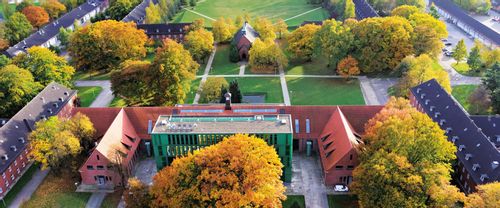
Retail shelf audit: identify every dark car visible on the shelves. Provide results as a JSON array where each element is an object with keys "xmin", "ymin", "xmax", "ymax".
[
  {"xmin": 442, "ymin": 48, "xmax": 448, "ymax": 52},
  {"xmin": 445, "ymin": 51, "xmax": 454, "ymax": 57},
  {"xmin": 445, "ymin": 43, "xmax": 453, "ymax": 46}
]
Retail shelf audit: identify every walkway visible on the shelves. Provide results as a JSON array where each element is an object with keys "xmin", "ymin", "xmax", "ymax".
[
  {"xmin": 85, "ymin": 193, "xmax": 107, "ymax": 208},
  {"xmin": 279, "ymin": 67, "xmax": 291, "ymax": 106},
  {"xmin": 193, "ymin": 45, "xmax": 217, "ymax": 104},
  {"xmin": 183, "ymin": 8, "xmax": 216, "ymax": 21},
  {"xmin": 8, "ymin": 167, "xmax": 50, "ymax": 208},
  {"xmin": 359, "ymin": 77, "xmax": 398, "ymax": 105},
  {"xmin": 74, "ymin": 80, "xmax": 114, "ymax": 107},
  {"xmin": 439, "ymin": 55, "xmax": 482, "ymax": 86},
  {"xmin": 282, "ymin": 7, "xmax": 323, "ymax": 23}
]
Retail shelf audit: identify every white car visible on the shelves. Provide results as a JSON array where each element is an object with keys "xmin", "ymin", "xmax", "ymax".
[{"xmin": 334, "ymin": 184, "xmax": 349, "ymax": 192}]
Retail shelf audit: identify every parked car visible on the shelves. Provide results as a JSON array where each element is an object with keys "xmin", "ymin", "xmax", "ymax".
[
  {"xmin": 445, "ymin": 51, "xmax": 454, "ymax": 57},
  {"xmin": 442, "ymin": 48, "xmax": 448, "ymax": 52},
  {"xmin": 441, "ymin": 39, "xmax": 448, "ymax": 42},
  {"xmin": 334, "ymin": 184, "xmax": 349, "ymax": 192},
  {"xmin": 445, "ymin": 42, "xmax": 453, "ymax": 46}
]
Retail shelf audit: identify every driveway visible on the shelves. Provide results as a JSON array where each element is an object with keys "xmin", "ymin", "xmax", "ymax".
[{"xmin": 74, "ymin": 80, "xmax": 114, "ymax": 107}]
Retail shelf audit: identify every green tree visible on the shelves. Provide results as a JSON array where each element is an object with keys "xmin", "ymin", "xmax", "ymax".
[
  {"xmin": 467, "ymin": 44, "xmax": 482, "ymax": 72},
  {"xmin": 13, "ymin": 46, "xmax": 75, "ymax": 86},
  {"xmin": 313, "ymin": 19, "xmax": 354, "ymax": 69},
  {"xmin": 184, "ymin": 28, "xmax": 214, "ymax": 63},
  {"xmin": 107, "ymin": 0, "xmax": 138, "ymax": 20},
  {"xmin": 110, "ymin": 60, "xmax": 153, "ymax": 106},
  {"xmin": 150, "ymin": 134, "xmax": 286, "ymax": 208},
  {"xmin": 57, "ymin": 27, "xmax": 71, "ymax": 48},
  {"xmin": 0, "ymin": 55, "xmax": 10, "ymax": 68},
  {"xmin": 229, "ymin": 79, "xmax": 242, "ymax": 103},
  {"xmin": 15, "ymin": 0, "xmax": 32, "ymax": 12},
  {"xmin": 200, "ymin": 77, "xmax": 228, "ymax": 103},
  {"xmin": 149, "ymin": 38, "xmax": 199, "ymax": 106},
  {"xmin": 482, "ymin": 63, "xmax": 500, "ymax": 114},
  {"xmin": 343, "ymin": 0, "xmax": 356, "ymax": 20},
  {"xmin": 69, "ymin": 20, "xmax": 147, "ymax": 72},
  {"xmin": 452, "ymin": 39, "xmax": 467, "ymax": 63},
  {"xmin": 429, "ymin": 3, "xmax": 440, "ymax": 19},
  {"xmin": 145, "ymin": 1, "xmax": 161, "ymax": 24},
  {"xmin": 0, "ymin": 65, "xmax": 43, "ymax": 117},
  {"xmin": 4, "ymin": 12, "xmax": 33, "ymax": 44},
  {"xmin": 286, "ymin": 23, "xmax": 321, "ymax": 61}
]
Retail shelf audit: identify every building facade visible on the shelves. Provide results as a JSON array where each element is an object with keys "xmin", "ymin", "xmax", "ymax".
[
  {"xmin": 136, "ymin": 23, "xmax": 192, "ymax": 42},
  {"xmin": 232, "ymin": 22, "xmax": 259, "ymax": 61}
]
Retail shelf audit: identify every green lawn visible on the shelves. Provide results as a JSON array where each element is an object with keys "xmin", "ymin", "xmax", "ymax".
[
  {"xmin": 328, "ymin": 195, "xmax": 359, "ymax": 208},
  {"xmin": 452, "ymin": 85, "xmax": 478, "ymax": 113},
  {"xmin": 185, "ymin": 78, "xmax": 201, "ymax": 104},
  {"xmin": 287, "ymin": 77, "xmax": 365, "ymax": 105},
  {"xmin": 232, "ymin": 77, "xmax": 284, "ymax": 103},
  {"xmin": 75, "ymin": 86, "xmax": 102, "ymax": 107},
  {"xmin": 73, "ymin": 71, "xmax": 112, "ymax": 81},
  {"xmin": 282, "ymin": 195, "xmax": 306, "ymax": 208},
  {"xmin": 0, "ymin": 3, "xmax": 16, "ymax": 19},
  {"xmin": 109, "ymin": 96, "xmax": 127, "ymax": 107},
  {"xmin": 0, "ymin": 164, "xmax": 39, "ymax": 208},
  {"xmin": 286, "ymin": 56, "xmax": 333, "ymax": 75},
  {"xmin": 171, "ymin": 0, "xmax": 329, "ymax": 27},
  {"xmin": 210, "ymin": 44, "xmax": 240, "ymax": 75},
  {"xmin": 21, "ymin": 171, "xmax": 91, "ymax": 208},
  {"xmin": 451, "ymin": 62, "xmax": 484, "ymax": 77}
]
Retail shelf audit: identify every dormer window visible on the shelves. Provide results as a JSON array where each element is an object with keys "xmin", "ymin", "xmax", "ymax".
[
  {"xmin": 425, "ymin": 99, "xmax": 430, "ymax": 105},
  {"xmin": 421, "ymin": 93, "xmax": 426, "ymax": 99},
  {"xmin": 434, "ymin": 112, "xmax": 440, "ymax": 118},
  {"xmin": 496, "ymin": 135, "xmax": 500, "ymax": 143},
  {"xmin": 430, "ymin": 106, "xmax": 435, "ymax": 111},
  {"xmin": 459, "ymin": 145, "xmax": 465, "ymax": 151},
  {"xmin": 472, "ymin": 163, "xmax": 480, "ymax": 171},
  {"xmin": 439, "ymin": 119, "xmax": 446, "ymax": 125},
  {"xmin": 445, "ymin": 127, "xmax": 452, "ymax": 134},
  {"xmin": 452, "ymin": 136, "xmax": 459, "ymax": 143},
  {"xmin": 416, "ymin": 88, "xmax": 421, "ymax": 93},
  {"xmin": 464, "ymin": 128, "xmax": 468, "ymax": 132},
  {"xmin": 1, "ymin": 154, "xmax": 8, "ymax": 160},
  {"xmin": 465, "ymin": 154, "xmax": 472, "ymax": 160},
  {"xmin": 480, "ymin": 174, "xmax": 488, "ymax": 182},
  {"xmin": 10, "ymin": 146, "xmax": 17, "ymax": 152},
  {"xmin": 18, "ymin": 137, "xmax": 25, "ymax": 143}
]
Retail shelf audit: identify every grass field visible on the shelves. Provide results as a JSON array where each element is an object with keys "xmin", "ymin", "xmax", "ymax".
[
  {"xmin": 100, "ymin": 189, "xmax": 123, "ymax": 208},
  {"xmin": 75, "ymin": 86, "xmax": 102, "ymax": 107},
  {"xmin": 21, "ymin": 171, "xmax": 91, "ymax": 208},
  {"xmin": 451, "ymin": 62, "xmax": 484, "ymax": 77},
  {"xmin": 282, "ymin": 195, "xmax": 306, "ymax": 208},
  {"xmin": 287, "ymin": 77, "xmax": 365, "ymax": 105},
  {"xmin": 286, "ymin": 56, "xmax": 332, "ymax": 75},
  {"xmin": 185, "ymin": 78, "xmax": 201, "ymax": 104},
  {"xmin": 73, "ymin": 71, "xmax": 112, "ymax": 81},
  {"xmin": 171, "ymin": 0, "xmax": 329, "ymax": 27},
  {"xmin": 209, "ymin": 44, "xmax": 240, "ymax": 75},
  {"xmin": 328, "ymin": 195, "xmax": 359, "ymax": 208},
  {"xmin": 452, "ymin": 84, "xmax": 479, "ymax": 113},
  {"xmin": 0, "ymin": 164, "xmax": 39, "ymax": 208},
  {"xmin": 233, "ymin": 77, "xmax": 284, "ymax": 103}
]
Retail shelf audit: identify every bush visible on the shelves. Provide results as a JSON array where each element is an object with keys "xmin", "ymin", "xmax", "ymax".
[
  {"xmin": 229, "ymin": 43, "xmax": 240, "ymax": 63},
  {"xmin": 200, "ymin": 77, "xmax": 228, "ymax": 103}
]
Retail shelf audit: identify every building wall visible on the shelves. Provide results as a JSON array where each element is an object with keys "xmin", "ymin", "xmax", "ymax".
[
  {"xmin": 237, "ymin": 37, "xmax": 252, "ymax": 60},
  {"xmin": 455, "ymin": 160, "xmax": 477, "ymax": 194},
  {"xmin": 0, "ymin": 148, "xmax": 31, "ymax": 198},
  {"xmin": 323, "ymin": 149, "xmax": 358, "ymax": 186},
  {"xmin": 151, "ymin": 132, "xmax": 294, "ymax": 182}
]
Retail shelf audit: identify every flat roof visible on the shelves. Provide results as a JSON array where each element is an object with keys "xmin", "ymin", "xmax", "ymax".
[{"xmin": 151, "ymin": 114, "xmax": 293, "ymax": 134}]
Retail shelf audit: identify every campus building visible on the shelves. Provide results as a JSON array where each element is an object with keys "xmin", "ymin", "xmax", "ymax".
[
  {"xmin": 136, "ymin": 23, "xmax": 192, "ymax": 42},
  {"xmin": 0, "ymin": 83, "xmax": 77, "ymax": 199},
  {"xmin": 232, "ymin": 22, "xmax": 259, "ymax": 61},
  {"xmin": 410, "ymin": 79, "xmax": 500, "ymax": 194}
]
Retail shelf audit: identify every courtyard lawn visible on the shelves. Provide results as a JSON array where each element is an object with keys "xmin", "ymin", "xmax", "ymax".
[
  {"xmin": 209, "ymin": 45, "xmax": 240, "ymax": 75},
  {"xmin": 232, "ymin": 77, "xmax": 284, "ymax": 103},
  {"xmin": 185, "ymin": 78, "xmax": 201, "ymax": 104},
  {"xmin": 282, "ymin": 195, "xmax": 306, "ymax": 208},
  {"xmin": 452, "ymin": 85, "xmax": 478, "ymax": 112},
  {"xmin": 451, "ymin": 62, "xmax": 484, "ymax": 77},
  {"xmin": 286, "ymin": 56, "xmax": 333, "ymax": 75},
  {"xmin": 21, "ymin": 171, "xmax": 91, "ymax": 208},
  {"xmin": 73, "ymin": 71, "xmax": 112, "ymax": 81},
  {"xmin": 75, "ymin": 86, "xmax": 102, "ymax": 107},
  {"xmin": 328, "ymin": 195, "xmax": 359, "ymax": 208},
  {"xmin": 0, "ymin": 164, "xmax": 39, "ymax": 208},
  {"xmin": 171, "ymin": 0, "xmax": 329, "ymax": 27},
  {"xmin": 100, "ymin": 189, "xmax": 123, "ymax": 208},
  {"xmin": 287, "ymin": 77, "xmax": 365, "ymax": 105}
]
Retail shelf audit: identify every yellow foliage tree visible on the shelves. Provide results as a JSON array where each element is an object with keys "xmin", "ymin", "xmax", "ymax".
[
  {"xmin": 41, "ymin": 0, "xmax": 67, "ymax": 19},
  {"xmin": 286, "ymin": 23, "xmax": 320, "ymax": 61},
  {"xmin": 253, "ymin": 17, "xmax": 276, "ymax": 40},
  {"xmin": 184, "ymin": 28, "xmax": 214, "ymax": 63},
  {"xmin": 150, "ymin": 134, "xmax": 286, "ymax": 208},
  {"xmin": 212, "ymin": 17, "xmax": 236, "ymax": 43},
  {"xmin": 249, "ymin": 38, "xmax": 288, "ymax": 73},
  {"xmin": 465, "ymin": 182, "xmax": 500, "ymax": 208},
  {"xmin": 274, "ymin": 18, "xmax": 288, "ymax": 39},
  {"xmin": 125, "ymin": 177, "xmax": 151, "ymax": 208}
]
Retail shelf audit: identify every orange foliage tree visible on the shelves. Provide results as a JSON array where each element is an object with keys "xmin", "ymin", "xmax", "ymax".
[
  {"xmin": 22, "ymin": 6, "xmax": 49, "ymax": 28},
  {"xmin": 150, "ymin": 134, "xmax": 286, "ymax": 208},
  {"xmin": 336, "ymin": 55, "xmax": 360, "ymax": 80}
]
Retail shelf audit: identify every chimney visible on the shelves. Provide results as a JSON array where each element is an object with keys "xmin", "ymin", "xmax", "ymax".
[
  {"xmin": 224, "ymin": 92, "xmax": 232, "ymax": 110},
  {"xmin": 493, "ymin": 161, "xmax": 499, "ymax": 170}
]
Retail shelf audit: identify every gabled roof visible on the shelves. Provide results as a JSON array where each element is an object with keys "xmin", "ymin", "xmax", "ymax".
[
  {"xmin": 411, "ymin": 79, "xmax": 500, "ymax": 185},
  {"xmin": 5, "ymin": 0, "xmax": 104, "ymax": 57},
  {"xmin": 122, "ymin": 0, "xmax": 158, "ymax": 23},
  {"xmin": 232, "ymin": 22, "xmax": 259, "ymax": 44},
  {"xmin": 0, "ymin": 82, "xmax": 76, "ymax": 173},
  {"xmin": 431, "ymin": 0, "xmax": 500, "ymax": 46},
  {"xmin": 94, "ymin": 109, "xmax": 141, "ymax": 161},
  {"xmin": 317, "ymin": 107, "xmax": 361, "ymax": 171},
  {"xmin": 470, "ymin": 115, "xmax": 500, "ymax": 148}
]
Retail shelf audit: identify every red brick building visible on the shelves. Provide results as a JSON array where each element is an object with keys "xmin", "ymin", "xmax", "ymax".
[
  {"xmin": 0, "ymin": 83, "xmax": 77, "ymax": 199},
  {"xmin": 232, "ymin": 22, "xmax": 259, "ymax": 61}
]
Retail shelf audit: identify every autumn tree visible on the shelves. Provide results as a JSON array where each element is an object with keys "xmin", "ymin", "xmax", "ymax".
[
  {"xmin": 482, "ymin": 63, "xmax": 500, "ymax": 114},
  {"xmin": 467, "ymin": 43, "xmax": 482, "ymax": 72},
  {"xmin": 404, "ymin": 11, "xmax": 447, "ymax": 57},
  {"xmin": 344, "ymin": 0, "xmax": 355, "ymax": 20},
  {"xmin": 0, "ymin": 23, "xmax": 8, "ymax": 50},
  {"xmin": 390, "ymin": 5, "xmax": 420, "ymax": 18},
  {"xmin": 4, "ymin": 12, "xmax": 33, "ymax": 44},
  {"xmin": 110, "ymin": 60, "xmax": 152, "ymax": 106},
  {"xmin": 465, "ymin": 182, "xmax": 500, "ymax": 208},
  {"xmin": 57, "ymin": 27, "xmax": 71, "ymax": 48},
  {"xmin": 248, "ymin": 38, "xmax": 287, "ymax": 73},
  {"xmin": 352, "ymin": 97, "xmax": 464, "ymax": 207},
  {"xmin": 65, "ymin": 112, "xmax": 96, "ymax": 153},
  {"xmin": 0, "ymin": 65, "xmax": 43, "ymax": 118},
  {"xmin": 69, "ymin": 20, "xmax": 147, "ymax": 72},
  {"xmin": 274, "ymin": 19, "xmax": 288, "ymax": 39},
  {"xmin": 337, "ymin": 55, "xmax": 360, "ymax": 80},
  {"xmin": 453, "ymin": 39, "xmax": 468, "ymax": 64},
  {"xmin": 22, "ymin": 6, "xmax": 49, "ymax": 28},
  {"xmin": 313, "ymin": 19, "xmax": 354, "ymax": 69},
  {"xmin": 13, "ymin": 46, "xmax": 75, "ymax": 86},
  {"xmin": 145, "ymin": 1, "xmax": 161, "ymax": 24},
  {"xmin": 107, "ymin": 0, "xmax": 139, "ymax": 20},
  {"xmin": 29, "ymin": 116, "xmax": 81, "ymax": 170},
  {"xmin": 125, "ymin": 178, "xmax": 151, "ymax": 208},
  {"xmin": 189, "ymin": 18, "xmax": 205, "ymax": 31},
  {"xmin": 253, "ymin": 17, "xmax": 276, "ymax": 40},
  {"xmin": 184, "ymin": 28, "xmax": 214, "ymax": 63},
  {"xmin": 212, "ymin": 17, "xmax": 236, "ymax": 43},
  {"xmin": 149, "ymin": 39, "xmax": 199, "ymax": 106},
  {"xmin": 370, "ymin": 0, "xmax": 425, "ymax": 15},
  {"xmin": 480, "ymin": 47, "xmax": 500, "ymax": 68},
  {"xmin": 150, "ymin": 134, "xmax": 286, "ymax": 208},
  {"xmin": 468, "ymin": 85, "xmax": 491, "ymax": 115},
  {"xmin": 395, "ymin": 54, "xmax": 451, "ymax": 97},
  {"xmin": 42, "ymin": 0, "xmax": 67, "ymax": 19},
  {"xmin": 200, "ymin": 77, "xmax": 228, "ymax": 103},
  {"xmin": 286, "ymin": 23, "xmax": 321, "ymax": 61}
]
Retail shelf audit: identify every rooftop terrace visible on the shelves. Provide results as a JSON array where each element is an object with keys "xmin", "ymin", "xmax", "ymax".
[{"xmin": 151, "ymin": 114, "xmax": 293, "ymax": 134}]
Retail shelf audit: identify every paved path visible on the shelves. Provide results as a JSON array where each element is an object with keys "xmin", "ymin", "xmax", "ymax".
[
  {"xmin": 74, "ymin": 80, "xmax": 114, "ymax": 107},
  {"xmin": 8, "ymin": 167, "xmax": 49, "ymax": 208},
  {"xmin": 239, "ymin": 62, "xmax": 246, "ymax": 75},
  {"xmin": 193, "ymin": 45, "xmax": 217, "ymax": 104},
  {"xmin": 183, "ymin": 8, "xmax": 215, "ymax": 21},
  {"xmin": 359, "ymin": 77, "xmax": 398, "ymax": 105},
  {"xmin": 439, "ymin": 55, "xmax": 482, "ymax": 86},
  {"xmin": 282, "ymin": 7, "xmax": 323, "ymax": 23},
  {"xmin": 85, "ymin": 192, "xmax": 107, "ymax": 208},
  {"xmin": 279, "ymin": 67, "xmax": 291, "ymax": 106}
]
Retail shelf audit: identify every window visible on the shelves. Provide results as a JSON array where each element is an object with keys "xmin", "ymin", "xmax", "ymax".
[
  {"xmin": 305, "ymin": 119, "xmax": 311, "ymax": 133},
  {"xmin": 2, "ymin": 173, "xmax": 5, "ymax": 179},
  {"xmin": 350, "ymin": 154, "xmax": 353, "ymax": 160},
  {"xmin": 335, "ymin": 166, "xmax": 343, "ymax": 170},
  {"xmin": 466, "ymin": 173, "xmax": 470, "ymax": 180},
  {"xmin": 8, "ymin": 167, "xmax": 11, "ymax": 172},
  {"xmin": 16, "ymin": 168, "xmax": 20, "ymax": 174},
  {"xmin": 14, "ymin": 161, "xmax": 17, "ymax": 166},
  {"xmin": 295, "ymin": 119, "xmax": 300, "ymax": 133},
  {"xmin": 87, "ymin": 165, "xmax": 94, "ymax": 170},
  {"xmin": 97, "ymin": 166, "xmax": 104, "ymax": 170},
  {"xmin": 6, "ymin": 182, "xmax": 9, "ymax": 187},
  {"xmin": 10, "ymin": 175, "xmax": 14, "ymax": 180},
  {"xmin": 347, "ymin": 166, "xmax": 354, "ymax": 170},
  {"xmin": 96, "ymin": 155, "xmax": 99, "ymax": 160},
  {"xmin": 320, "ymin": 134, "xmax": 331, "ymax": 142}
]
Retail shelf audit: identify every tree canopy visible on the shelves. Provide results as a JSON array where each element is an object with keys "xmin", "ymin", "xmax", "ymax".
[
  {"xmin": 0, "ymin": 65, "xmax": 43, "ymax": 118},
  {"xmin": 337, "ymin": 55, "xmax": 360, "ymax": 80},
  {"xmin": 110, "ymin": 60, "xmax": 152, "ymax": 106},
  {"xmin": 183, "ymin": 28, "xmax": 214, "ymax": 63},
  {"xmin": 200, "ymin": 77, "xmax": 228, "ymax": 103},
  {"xmin": 482, "ymin": 63, "xmax": 500, "ymax": 114},
  {"xmin": 4, "ymin": 12, "xmax": 33, "ymax": 44},
  {"xmin": 465, "ymin": 182, "xmax": 500, "ymax": 207},
  {"xmin": 286, "ymin": 23, "xmax": 321, "ymax": 61},
  {"xmin": 69, "ymin": 20, "xmax": 147, "ymax": 72},
  {"xmin": 41, "ymin": 0, "xmax": 67, "ymax": 19},
  {"xmin": 22, "ymin": 6, "xmax": 49, "ymax": 28},
  {"xmin": 248, "ymin": 38, "xmax": 287, "ymax": 73},
  {"xmin": 253, "ymin": 17, "xmax": 276, "ymax": 40},
  {"xmin": 212, "ymin": 17, "xmax": 236, "ymax": 43},
  {"xmin": 453, "ymin": 39, "xmax": 468, "ymax": 63},
  {"xmin": 150, "ymin": 134, "xmax": 286, "ymax": 208},
  {"xmin": 145, "ymin": 1, "xmax": 161, "ymax": 24},
  {"xmin": 313, "ymin": 19, "xmax": 354, "ymax": 69}
]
